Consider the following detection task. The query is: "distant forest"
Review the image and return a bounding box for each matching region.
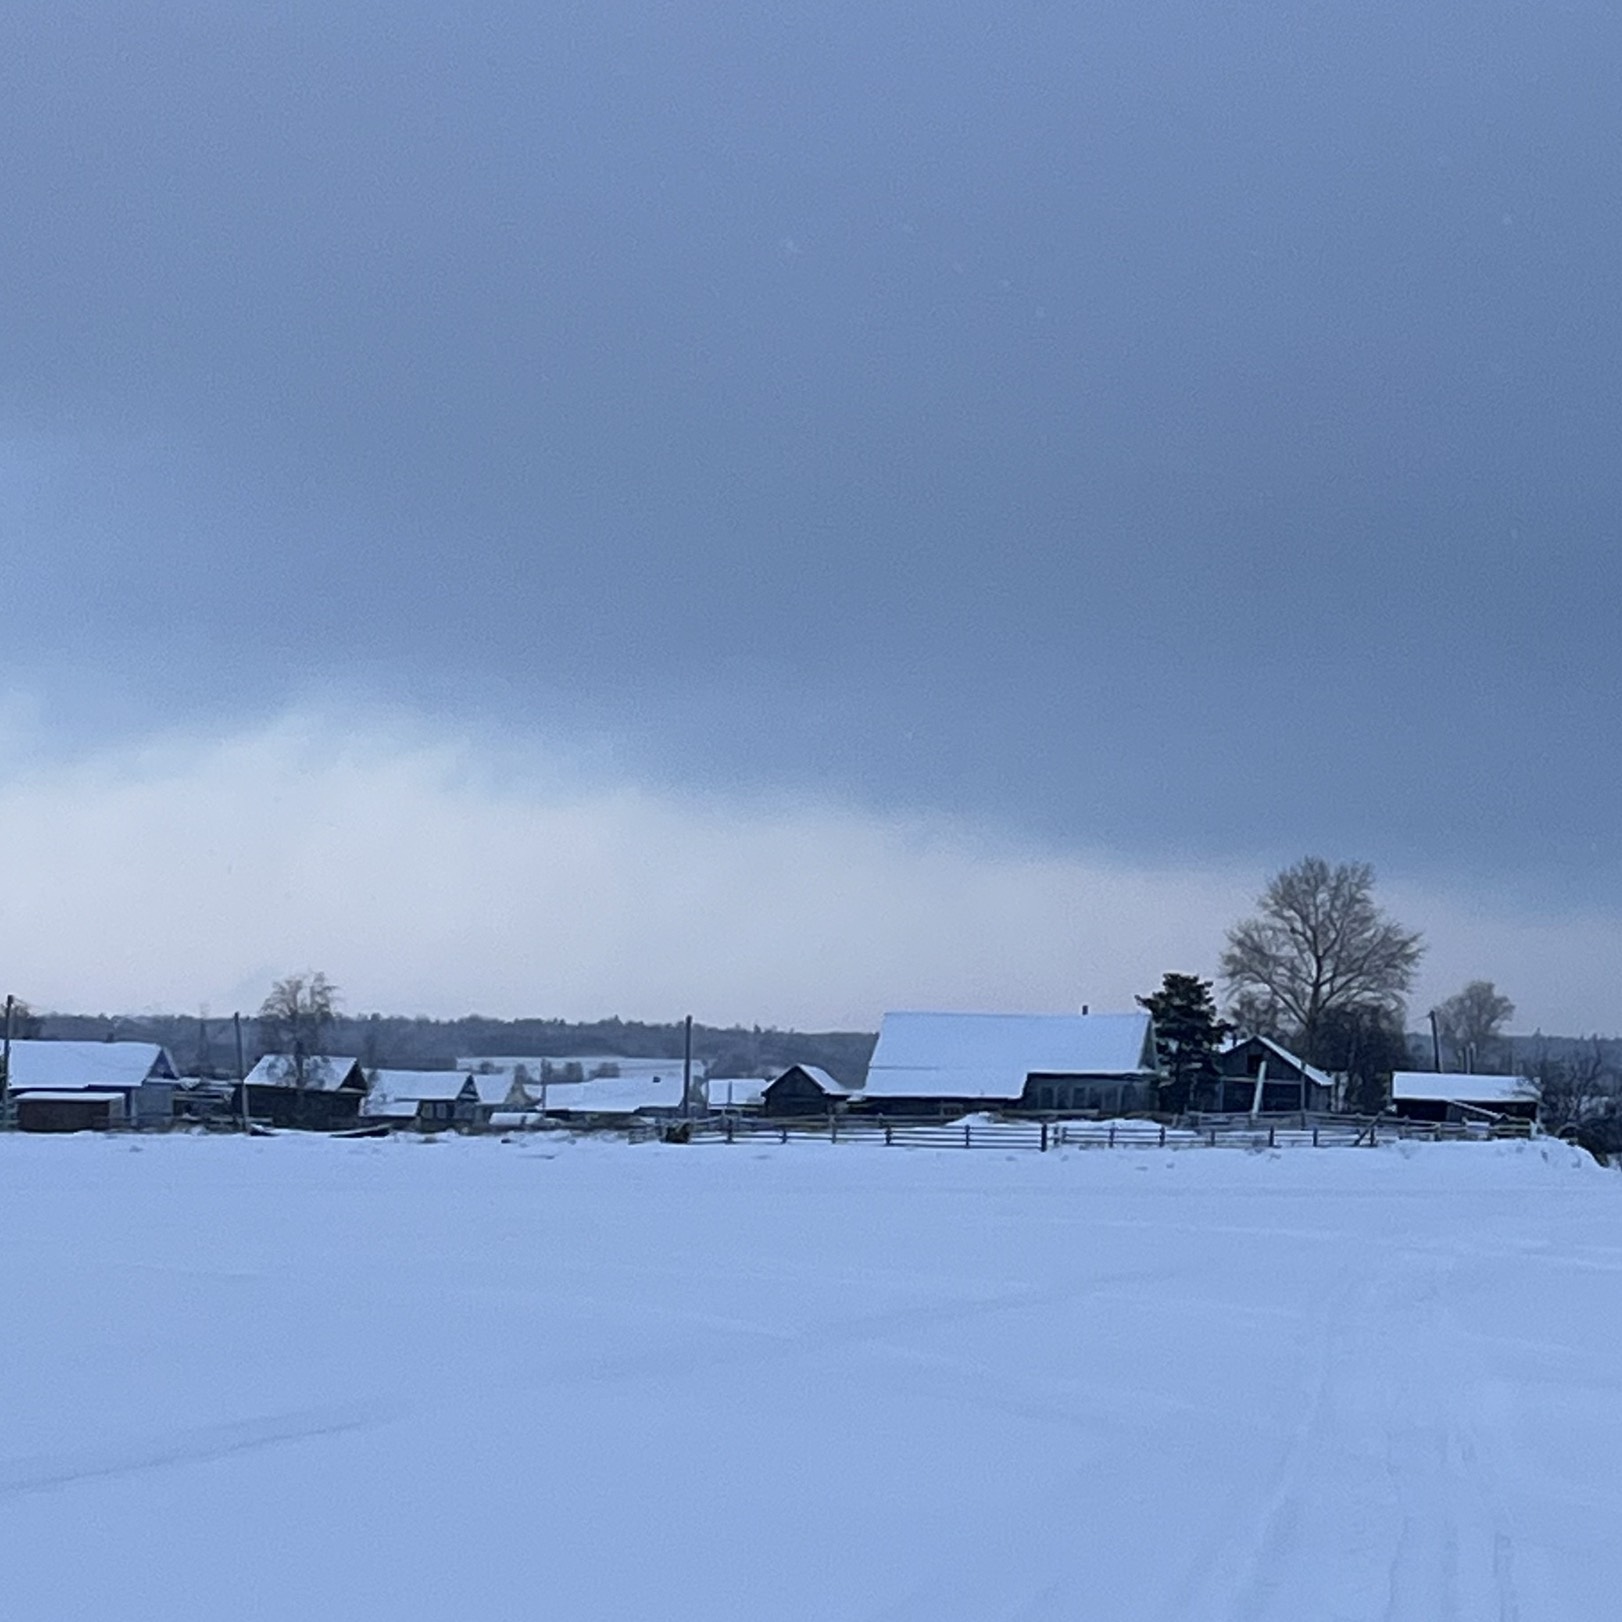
[34,1010,879,1089]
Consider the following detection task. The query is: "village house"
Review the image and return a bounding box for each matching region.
[4,1040,179,1129]
[364,1070,516,1129]
[239,1055,370,1131]
[1212,1035,1336,1114]
[857,1011,1161,1117]
[1389,1071,1538,1126]
[760,1064,861,1116]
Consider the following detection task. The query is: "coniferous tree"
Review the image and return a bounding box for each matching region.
[1137,973,1231,1113]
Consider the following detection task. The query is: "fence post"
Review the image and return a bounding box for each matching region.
[725,1116,734,1144]
[1209,1127,1217,1147]
[1040,1120,1048,1152]
[964,1122,971,1149]
[781,1125,787,1145]
[1159,1123,1166,1148]
[830,1114,837,1144]
[1312,1125,1318,1148]
[1268,1125,1275,1148]
[1108,1123,1116,1148]
[885,1120,893,1146]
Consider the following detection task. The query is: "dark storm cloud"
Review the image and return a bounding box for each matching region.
[3,2,1619,898]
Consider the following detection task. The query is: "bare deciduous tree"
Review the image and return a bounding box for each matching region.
[257,972,340,1087]
[1220,858,1424,1067]
[1434,980,1515,1072]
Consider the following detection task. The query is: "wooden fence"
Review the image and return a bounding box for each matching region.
[669,1112,1535,1153]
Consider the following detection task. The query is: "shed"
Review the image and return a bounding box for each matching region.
[239,1055,370,1131]
[1389,1072,1537,1125]
[760,1065,859,1116]
[702,1076,767,1111]
[1214,1036,1336,1114]
[859,1011,1160,1116]
[13,1091,127,1133]
[2,1040,178,1127]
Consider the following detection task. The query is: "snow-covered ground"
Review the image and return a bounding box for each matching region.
[2,1134,1618,1620]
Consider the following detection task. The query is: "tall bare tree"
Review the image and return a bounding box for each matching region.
[1220,858,1423,1067]
[1434,980,1515,1072]
[257,972,340,1087]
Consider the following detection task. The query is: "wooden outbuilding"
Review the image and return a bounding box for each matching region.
[1213,1036,1336,1114]
[13,1091,127,1133]
[760,1065,859,1116]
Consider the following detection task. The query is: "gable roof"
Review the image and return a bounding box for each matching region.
[366,1069,479,1105]
[244,1055,369,1094]
[1390,1072,1535,1106]
[1224,1034,1336,1092]
[863,1011,1157,1101]
[3,1040,176,1093]
[766,1064,858,1098]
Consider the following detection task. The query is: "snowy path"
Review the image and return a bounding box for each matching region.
[0,1136,1617,1619]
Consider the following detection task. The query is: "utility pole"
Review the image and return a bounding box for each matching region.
[234,1012,249,1133]
[682,1014,694,1117]
[1428,1009,1444,1073]
[2,995,13,1129]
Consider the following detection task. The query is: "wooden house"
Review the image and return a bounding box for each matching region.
[238,1055,369,1131]
[857,1011,1160,1117]
[4,1040,178,1128]
[363,1070,514,1129]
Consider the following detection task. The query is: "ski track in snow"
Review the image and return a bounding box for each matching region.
[0,1402,400,1501]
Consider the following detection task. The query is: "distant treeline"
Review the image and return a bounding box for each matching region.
[36,1011,879,1089]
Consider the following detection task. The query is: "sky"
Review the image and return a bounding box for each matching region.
[2,3,1619,1030]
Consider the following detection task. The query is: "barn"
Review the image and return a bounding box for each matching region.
[1214,1036,1336,1114]
[858,1011,1160,1117]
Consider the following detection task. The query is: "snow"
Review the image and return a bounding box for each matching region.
[527,1071,690,1113]
[865,1009,1154,1099]
[1,1039,174,1090]
[243,1054,366,1093]
[1,1134,1618,1620]
[1392,1070,1536,1105]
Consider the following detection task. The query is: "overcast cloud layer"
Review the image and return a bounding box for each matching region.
[0,709,1614,1033]
[3,4,1619,1021]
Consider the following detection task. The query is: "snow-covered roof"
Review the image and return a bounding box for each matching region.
[11,1090,128,1104]
[768,1065,858,1098]
[863,1011,1157,1101]
[1391,1072,1535,1106]
[244,1055,368,1093]
[366,1069,477,1104]
[1225,1035,1336,1092]
[528,1072,691,1114]
[704,1077,767,1108]
[2,1040,175,1093]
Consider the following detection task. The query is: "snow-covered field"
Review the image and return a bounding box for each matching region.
[3,1134,1619,1620]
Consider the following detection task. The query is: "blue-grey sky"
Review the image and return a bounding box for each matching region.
[3,3,1619,1024]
